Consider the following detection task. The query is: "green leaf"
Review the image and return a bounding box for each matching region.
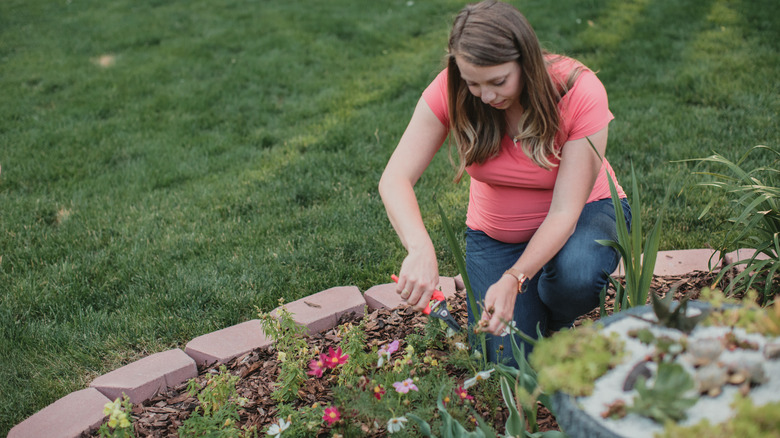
[628,362,697,423]
[589,136,665,310]
[406,413,434,437]
[435,196,477,318]
[436,196,489,365]
[527,431,569,438]
[500,376,526,436]
[684,145,780,299]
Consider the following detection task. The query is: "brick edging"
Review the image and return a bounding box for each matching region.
[9,248,754,437]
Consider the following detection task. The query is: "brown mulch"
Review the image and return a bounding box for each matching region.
[84,270,723,437]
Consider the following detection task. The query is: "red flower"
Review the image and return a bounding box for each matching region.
[323,346,348,369]
[307,357,325,378]
[357,375,370,391]
[373,384,386,401]
[456,386,475,402]
[323,406,341,425]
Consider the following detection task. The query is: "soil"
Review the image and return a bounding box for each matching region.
[83,270,725,437]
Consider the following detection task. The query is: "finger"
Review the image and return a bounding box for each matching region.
[492,322,506,336]
[409,288,423,310]
[411,289,433,312]
[488,314,509,336]
[479,301,494,322]
[474,306,491,333]
[394,277,413,299]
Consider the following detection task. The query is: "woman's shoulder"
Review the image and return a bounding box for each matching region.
[545,53,590,81]
[422,68,451,126]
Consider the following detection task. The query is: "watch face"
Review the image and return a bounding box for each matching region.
[520,279,529,293]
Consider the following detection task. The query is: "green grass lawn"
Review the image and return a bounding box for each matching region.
[1,0,777,433]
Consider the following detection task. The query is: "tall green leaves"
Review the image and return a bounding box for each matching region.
[435,198,478,317]
[589,139,664,311]
[435,197,490,368]
[688,145,780,302]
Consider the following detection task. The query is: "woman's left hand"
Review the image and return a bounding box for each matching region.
[479,274,518,335]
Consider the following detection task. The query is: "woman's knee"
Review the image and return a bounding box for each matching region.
[536,259,611,318]
[544,243,616,288]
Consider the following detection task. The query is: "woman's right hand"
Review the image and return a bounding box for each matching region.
[395,246,439,312]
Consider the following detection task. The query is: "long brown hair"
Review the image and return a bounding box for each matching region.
[447,0,580,181]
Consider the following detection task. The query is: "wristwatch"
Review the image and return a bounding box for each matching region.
[503,268,529,294]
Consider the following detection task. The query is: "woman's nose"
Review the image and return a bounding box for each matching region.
[481,89,495,104]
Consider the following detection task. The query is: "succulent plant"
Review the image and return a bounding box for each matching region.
[530,322,625,397]
[628,327,656,344]
[756,299,780,336]
[650,291,711,334]
[627,362,698,423]
[659,396,780,437]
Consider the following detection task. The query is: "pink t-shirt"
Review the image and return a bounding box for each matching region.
[422,57,626,243]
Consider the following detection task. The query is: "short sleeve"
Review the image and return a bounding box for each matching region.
[561,70,614,142]
[422,69,450,127]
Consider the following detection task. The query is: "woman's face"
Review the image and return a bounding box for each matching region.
[455,55,523,111]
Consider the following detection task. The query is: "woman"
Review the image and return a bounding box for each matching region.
[378,0,629,365]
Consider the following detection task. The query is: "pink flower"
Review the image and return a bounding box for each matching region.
[377,340,400,367]
[323,406,341,425]
[307,357,325,378]
[393,378,419,394]
[455,386,474,402]
[323,346,348,369]
[380,340,400,356]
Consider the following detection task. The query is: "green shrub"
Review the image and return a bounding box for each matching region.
[687,145,780,302]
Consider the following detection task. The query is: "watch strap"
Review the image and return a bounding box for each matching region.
[503,268,529,294]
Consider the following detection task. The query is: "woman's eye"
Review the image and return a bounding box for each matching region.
[494,80,505,86]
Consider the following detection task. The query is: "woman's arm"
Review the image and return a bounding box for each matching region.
[379,97,449,311]
[480,125,609,335]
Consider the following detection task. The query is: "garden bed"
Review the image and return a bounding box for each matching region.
[84,270,721,437]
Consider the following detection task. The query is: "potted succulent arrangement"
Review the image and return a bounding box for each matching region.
[530,289,780,438]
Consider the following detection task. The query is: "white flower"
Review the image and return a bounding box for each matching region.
[463,368,495,389]
[454,342,468,351]
[387,416,408,433]
[267,418,290,437]
[500,320,517,337]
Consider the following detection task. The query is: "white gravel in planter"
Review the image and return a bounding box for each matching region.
[576,311,780,438]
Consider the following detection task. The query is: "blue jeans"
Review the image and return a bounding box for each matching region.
[465,197,631,366]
